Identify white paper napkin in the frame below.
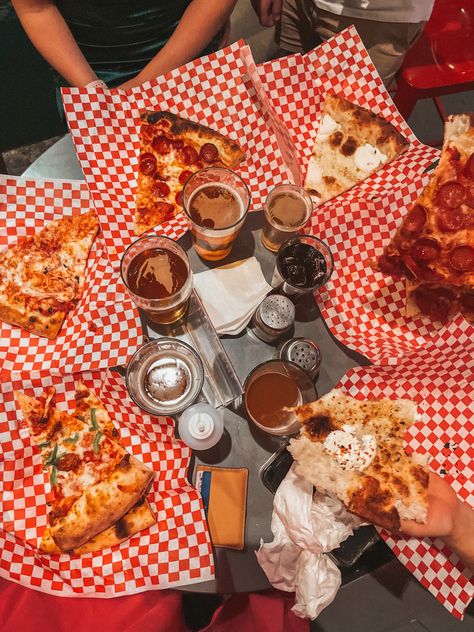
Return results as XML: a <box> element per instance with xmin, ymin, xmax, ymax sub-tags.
<box><xmin>256</xmin><ymin>465</ymin><xmax>363</xmax><ymax>620</ymax></box>
<box><xmin>193</xmin><ymin>257</ymin><xmax>271</xmax><ymax>336</ymax></box>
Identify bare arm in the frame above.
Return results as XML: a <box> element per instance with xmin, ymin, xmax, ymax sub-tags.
<box><xmin>118</xmin><ymin>0</ymin><xmax>238</xmax><ymax>90</ymax></box>
<box><xmin>400</xmin><ymin>472</ymin><xmax>474</xmax><ymax>572</ymax></box>
<box><xmin>11</xmin><ymin>0</ymin><xmax>97</xmax><ymax>87</ymax></box>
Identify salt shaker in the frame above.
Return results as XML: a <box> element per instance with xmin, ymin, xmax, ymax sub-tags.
<box><xmin>276</xmin><ymin>337</ymin><xmax>322</xmax><ymax>379</ymax></box>
<box><xmin>178</xmin><ymin>403</ymin><xmax>224</xmax><ymax>450</ymax></box>
<box><xmin>249</xmin><ymin>294</ymin><xmax>295</xmax><ymax>343</ymax></box>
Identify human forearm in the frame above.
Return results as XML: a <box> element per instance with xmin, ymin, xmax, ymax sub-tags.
<box><xmin>12</xmin><ymin>0</ymin><xmax>97</xmax><ymax>86</ymax></box>
<box><xmin>128</xmin><ymin>0</ymin><xmax>237</xmax><ymax>87</ymax></box>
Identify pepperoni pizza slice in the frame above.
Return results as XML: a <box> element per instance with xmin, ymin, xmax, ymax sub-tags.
<box><xmin>15</xmin><ymin>387</ymin><xmax>155</xmax><ymax>553</ymax></box>
<box><xmin>134</xmin><ymin>111</ymin><xmax>245</xmax><ymax>235</ymax></box>
<box><xmin>378</xmin><ymin>113</ymin><xmax>474</xmax><ymax>323</ymax></box>
<box><xmin>0</xmin><ymin>211</ymin><xmax>99</xmax><ymax>339</ymax></box>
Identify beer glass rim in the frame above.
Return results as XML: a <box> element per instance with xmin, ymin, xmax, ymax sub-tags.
<box><xmin>182</xmin><ymin>166</ymin><xmax>251</xmax><ymax>231</ymax></box>
<box><xmin>120</xmin><ymin>234</ymin><xmax>191</xmax><ymax>297</ymax></box>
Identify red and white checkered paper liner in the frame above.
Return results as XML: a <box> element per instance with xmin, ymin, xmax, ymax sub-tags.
<box><xmin>337</xmin><ymin>337</ymin><xmax>473</xmax><ymax>619</ymax></box>
<box><xmin>0</xmin><ymin>370</ymin><xmax>214</xmax><ymax>596</ymax></box>
<box><xmin>0</xmin><ymin>175</ymin><xmax>143</xmax><ymax>375</ymax></box>
<box><xmin>256</xmin><ymin>29</ymin><xmax>473</xmax><ymax>617</ymax></box>
<box><xmin>62</xmin><ymin>40</ymin><xmax>293</xmax><ymax>267</ymax></box>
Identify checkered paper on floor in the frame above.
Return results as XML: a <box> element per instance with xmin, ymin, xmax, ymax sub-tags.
<box><xmin>62</xmin><ymin>40</ymin><xmax>292</xmax><ymax>267</ymax></box>
<box><xmin>338</xmin><ymin>350</ymin><xmax>473</xmax><ymax>620</ymax></box>
<box><xmin>0</xmin><ymin>370</ymin><xmax>214</xmax><ymax>595</ymax></box>
<box><xmin>0</xmin><ymin>176</ymin><xmax>142</xmax><ymax>375</ymax></box>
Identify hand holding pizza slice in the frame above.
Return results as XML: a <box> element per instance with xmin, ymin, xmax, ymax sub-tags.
<box><xmin>288</xmin><ymin>389</ymin><xmax>429</xmax><ymax>532</ymax></box>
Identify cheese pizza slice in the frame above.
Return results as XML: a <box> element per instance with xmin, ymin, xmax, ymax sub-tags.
<box><xmin>0</xmin><ymin>211</ymin><xmax>99</xmax><ymax>339</ymax></box>
<box><xmin>377</xmin><ymin>113</ymin><xmax>474</xmax><ymax>323</ymax></box>
<box><xmin>288</xmin><ymin>389</ymin><xmax>429</xmax><ymax>531</ymax></box>
<box><xmin>304</xmin><ymin>93</ymin><xmax>409</xmax><ymax>205</ymax></box>
<box><xmin>15</xmin><ymin>388</ymin><xmax>154</xmax><ymax>553</ymax></box>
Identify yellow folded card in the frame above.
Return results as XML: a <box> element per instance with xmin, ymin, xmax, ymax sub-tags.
<box><xmin>196</xmin><ymin>466</ymin><xmax>248</xmax><ymax>550</ymax></box>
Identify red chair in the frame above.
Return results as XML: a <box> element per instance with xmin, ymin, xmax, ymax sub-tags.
<box><xmin>393</xmin><ymin>0</ymin><xmax>474</xmax><ymax>126</ymax></box>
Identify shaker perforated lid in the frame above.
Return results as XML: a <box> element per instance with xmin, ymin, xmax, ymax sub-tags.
<box><xmin>259</xmin><ymin>294</ymin><xmax>295</xmax><ymax>331</ymax></box>
<box><xmin>277</xmin><ymin>337</ymin><xmax>322</xmax><ymax>378</ymax></box>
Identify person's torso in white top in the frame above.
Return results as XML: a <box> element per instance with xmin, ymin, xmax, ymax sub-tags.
<box><xmin>313</xmin><ymin>0</ymin><xmax>436</xmax><ymax>23</ymax></box>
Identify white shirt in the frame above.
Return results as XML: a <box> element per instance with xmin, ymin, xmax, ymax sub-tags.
<box><xmin>314</xmin><ymin>0</ymin><xmax>435</xmax><ymax>23</ymax></box>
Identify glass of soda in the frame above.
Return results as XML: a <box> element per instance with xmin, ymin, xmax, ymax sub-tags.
<box><xmin>183</xmin><ymin>167</ymin><xmax>250</xmax><ymax>261</ymax></box>
<box><xmin>271</xmin><ymin>234</ymin><xmax>334</xmax><ymax>297</ymax></box>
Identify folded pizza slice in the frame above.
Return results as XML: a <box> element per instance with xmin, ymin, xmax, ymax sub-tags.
<box><xmin>288</xmin><ymin>389</ymin><xmax>429</xmax><ymax>531</ymax></box>
<box><xmin>15</xmin><ymin>388</ymin><xmax>155</xmax><ymax>552</ymax></box>
<box><xmin>0</xmin><ymin>211</ymin><xmax>99</xmax><ymax>339</ymax></box>
<box><xmin>304</xmin><ymin>93</ymin><xmax>409</xmax><ymax>205</ymax></box>
<box><xmin>377</xmin><ymin>113</ymin><xmax>474</xmax><ymax>323</ymax></box>
<box><xmin>39</xmin><ymin>383</ymin><xmax>156</xmax><ymax>554</ymax></box>
<box><xmin>135</xmin><ymin>110</ymin><xmax>245</xmax><ymax>235</ymax></box>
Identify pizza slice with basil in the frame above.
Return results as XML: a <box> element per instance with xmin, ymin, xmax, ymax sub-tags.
<box><xmin>0</xmin><ymin>211</ymin><xmax>99</xmax><ymax>339</ymax></box>
<box><xmin>15</xmin><ymin>387</ymin><xmax>155</xmax><ymax>553</ymax></box>
<box><xmin>288</xmin><ymin>389</ymin><xmax>429</xmax><ymax>532</ymax></box>
<box><xmin>38</xmin><ymin>383</ymin><xmax>156</xmax><ymax>554</ymax></box>
<box><xmin>135</xmin><ymin>110</ymin><xmax>244</xmax><ymax>235</ymax></box>
<box><xmin>377</xmin><ymin>113</ymin><xmax>474</xmax><ymax>322</ymax></box>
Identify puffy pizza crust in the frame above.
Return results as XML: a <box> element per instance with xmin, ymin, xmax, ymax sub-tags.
<box><xmin>304</xmin><ymin>93</ymin><xmax>409</xmax><ymax>204</ymax></box>
<box><xmin>288</xmin><ymin>389</ymin><xmax>429</xmax><ymax>531</ymax></box>
<box><xmin>49</xmin><ymin>454</ymin><xmax>154</xmax><ymax>551</ymax></box>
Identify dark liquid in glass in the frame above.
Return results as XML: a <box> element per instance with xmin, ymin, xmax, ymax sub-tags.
<box><xmin>126</xmin><ymin>247</ymin><xmax>188</xmax><ymax>299</ymax></box>
<box><xmin>278</xmin><ymin>242</ymin><xmax>327</xmax><ymax>288</ymax></box>
<box><xmin>245</xmin><ymin>372</ymin><xmax>300</xmax><ymax>428</ymax></box>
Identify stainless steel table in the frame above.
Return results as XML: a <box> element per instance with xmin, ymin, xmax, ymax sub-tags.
<box><xmin>23</xmin><ymin>134</ymin><xmax>368</xmax><ymax>593</ymax></box>
<box><xmin>23</xmin><ymin>136</ymin><xmax>474</xmax><ymax>630</ymax></box>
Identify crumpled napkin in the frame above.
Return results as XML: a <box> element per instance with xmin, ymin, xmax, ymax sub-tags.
<box><xmin>193</xmin><ymin>257</ymin><xmax>271</xmax><ymax>336</ymax></box>
<box><xmin>256</xmin><ymin>465</ymin><xmax>363</xmax><ymax>620</ymax></box>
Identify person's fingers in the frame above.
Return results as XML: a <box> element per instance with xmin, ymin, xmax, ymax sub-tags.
<box><xmin>252</xmin><ymin>0</ymin><xmax>276</xmax><ymax>27</ymax></box>
<box><xmin>272</xmin><ymin>0</ymin><xmax>283</xmax><ymax>22</ymax></box>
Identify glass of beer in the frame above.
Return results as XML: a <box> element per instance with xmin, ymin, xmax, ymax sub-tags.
<box><xmin>261</xmin><ymin>184</ymin><xmax>313</xmax><ymax>253</ymax></box>
<box><xmin>120</xmin><ymin>235</ymin><xmax>193</xmax><ymax>324</ymax></box>
<box><xmin>183</xmin><ymin>167</ymin><xmax>250</xmax><ymax>261</ymax></box>
<box><xmin>243</xmin><ymin>359</ymin><xmax>316</xmax><ymax>436</ymax></box>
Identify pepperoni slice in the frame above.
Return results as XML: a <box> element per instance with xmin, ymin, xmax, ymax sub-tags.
<box><xmin>465</xmin><ymin>152</ymin><xmax>474</xmax><ymax>180</ymax></box>
<box><xmin>448</xmin><ymin>245</ymin><xmax>474</xmax><ymax>272</ymax></box>
<box><xmin>436</xmin><ymin>181</ymin><xmax>466</xmax><ymax>209</ymax></box>
<box><xmin>180</xmin><ymin>146</ymin><xmax>199</xmax><ymax>165</ymax></box>
<box><xmin>378</xmin><ymin>254</ymin><xmax>403</xmax><ymax>276</ymax></box>
<box><xmin>153</xmin><ymin>170</ymin><xmax>170</xmax><ymax>182</ymax></box>
<box><xmin>151</xmin><ymin>181</ymin><xmax>171</xmax><ymax>198</ymax></box>
<box><xmin>179</xmin><ymin>170</ymin><xmax>193</xmax><ymax>186</ymax></box>
<box><xmin>139</xmin><ymin>153</ymin><xmax>157</xmax><ymax>176</ymax></box>
<box><xmin>465</xmin><ymin>183</ymin><xmax>474</xmax><ymax>208</ymax></box>
<box><xmin>199</xmin><ymin>143</ymin><xmax>219</xmax><ymax>163</ymax></box>
<box><xmin>175</xmin><ymin>190</ymin><xmax>183</xmax><ymax>206</ymax></box>
<box><xmin>402</xmin><ymin>255</ymin><xmax>441</xmax><ymax>282</ymax></box>
<box><xmin>152</xmin><ymin>135</ymin><xmax>171</xmax><ymax>155</ymax></box>
<box><xmin>411</xmin><ymin>238</ymin><xmax>441</xmax><ymax>262</ymax></box>
<box><xmin>437</xmin><ymin>208</ymin><xmax>465</xmax><ymax>232</ymax></box>
<box><xmin>401</xmin><ymin>205</ymin><xmax>427</xmax><ymax>237</ymax></box>
<box><xmin>154</xmin><ymin>201</ymin><xmax>175</xmax><ymax>218</ymax></box>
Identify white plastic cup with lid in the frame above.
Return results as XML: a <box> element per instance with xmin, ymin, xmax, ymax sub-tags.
<box><xmin>178</xmin><ymin>403</ymin><xmax>224</xmax><ymax>450</ymax></box>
